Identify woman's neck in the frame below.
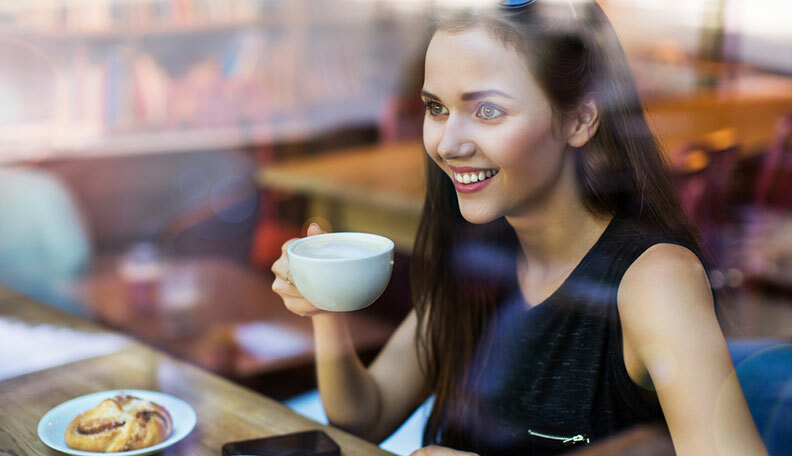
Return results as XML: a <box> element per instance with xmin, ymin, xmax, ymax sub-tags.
<box><xmin>506</xmin><ymin>164</ymin><xmax>612</xmax><ymax>279</ymax></box>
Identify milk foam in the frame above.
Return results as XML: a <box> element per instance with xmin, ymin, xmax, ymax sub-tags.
<box><xmin>293</xmin><ymin>237</ymin><xmax>387</xmax><ymax>260</ymax></box>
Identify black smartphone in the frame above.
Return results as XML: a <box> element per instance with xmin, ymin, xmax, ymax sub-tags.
<box><xmin>222</xmin><ymin>430</ymin><xmax>340</xmax><ymax>456</ymax></box>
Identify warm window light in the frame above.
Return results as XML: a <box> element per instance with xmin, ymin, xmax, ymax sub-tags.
<box><xmin>726</xmin><ymin>0</ymin><xmax>792</xmax><ymax>40</ymax></box>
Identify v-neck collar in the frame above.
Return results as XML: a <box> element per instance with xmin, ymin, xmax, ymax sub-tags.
<box><xmin>512</xmin><ymin>216</ymin><xmax>619</xmax><ymax>311</ymax></box>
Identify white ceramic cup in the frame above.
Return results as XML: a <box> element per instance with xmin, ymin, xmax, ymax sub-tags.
<box><xmin>286</xmin><ymin>232</ymin><xmax>395</xmax><ymax>312</ymax></box>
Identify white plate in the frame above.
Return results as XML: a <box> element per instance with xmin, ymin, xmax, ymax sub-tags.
<box><xmin>38</xmin><ymin>389</ymin><xmax>197</xmax><ymax>456</ymax></box>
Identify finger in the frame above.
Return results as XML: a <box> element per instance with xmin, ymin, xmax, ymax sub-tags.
<box><xmin>306</xmin><ymin>222</ymin><xmax>326</xmax><ymax>236</ymax></box>
<box><xmin>270</xmin><ymin>267</ymin><xmax>301</xmax><ymax>292</ymax></box>
<box><xmin>271</xmin><ymin>256</ymin><xmax>286</xmax><ymax>275</ymax></box>
<box><xmin>271</xmin><ymin>262</ymin><xmax>294</xmax><ymax>285</ymax></box>
<box><xmin>272</xmin><ymin>280</ymin><xmax>302</xmax><ymax>298</ymax></box>
<box><xmin>281</xmin><ymin>238</ymin><xmax>300</xmax><ymax>256</ymax></box>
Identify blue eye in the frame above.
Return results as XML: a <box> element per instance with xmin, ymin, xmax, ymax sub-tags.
<box><xmin>476</xmin><ymin>103</ymin><xmax>505</xmax><ymax>120</ymax></box>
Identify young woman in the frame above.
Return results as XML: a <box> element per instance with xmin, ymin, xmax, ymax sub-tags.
<box><xmin>272</xmin><ymin>1</ymin><xmax>767</xmax><ymax>454</ymax></box>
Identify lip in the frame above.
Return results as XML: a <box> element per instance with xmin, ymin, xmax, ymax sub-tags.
<box><xmin>449</xmin><ymin>166</ymin><xmax>498</xmax><ymax>194</ymax></box>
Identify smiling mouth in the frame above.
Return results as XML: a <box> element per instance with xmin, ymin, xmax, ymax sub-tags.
<box><xmin>453</xmin><ymin>169</ymin><xmax>499</xmax><ymax>184</ymax></box>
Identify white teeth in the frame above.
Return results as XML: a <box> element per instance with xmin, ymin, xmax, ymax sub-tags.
<box><xmin>453</xmin><ymin>170</ymin><xmax>498</xmax><ymax>185</ymax></box>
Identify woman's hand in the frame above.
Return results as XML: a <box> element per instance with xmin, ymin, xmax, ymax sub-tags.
<box><xmin>410</xmin><ymin>446</ymin><xmax>479</xmax><ymax>456</ymax></box>
<box><xmin>271</xmin><ymin>222</ymin><xmax>326</xmax><ymax>317</ymax></box>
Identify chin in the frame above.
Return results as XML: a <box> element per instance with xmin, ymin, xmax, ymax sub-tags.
<box><xmin>458</xmin><ymin>201</ymin><xmax>500</xmax><ymax>225</ymax></box>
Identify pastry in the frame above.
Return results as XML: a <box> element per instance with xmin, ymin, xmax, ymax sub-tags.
<box><xmin>64</xmin><ymin>394</ymin><xmax>172</xmax><ymax>452</ymax></box>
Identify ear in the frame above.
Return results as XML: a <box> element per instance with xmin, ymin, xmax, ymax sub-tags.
<box><xmin>567</xmin><ymin>95</ymin><xmax>600</xmax><ymax>148</ymax></box>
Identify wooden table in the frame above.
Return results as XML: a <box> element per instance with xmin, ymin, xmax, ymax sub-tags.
<box><xmin>258</xmin><ymin>141</ymin><xmax>425</xmax><ymax>250</ymax></box>
<box><xmin>645</xmin><ymin>74</ymin><xmax>792</xmax><ymax>156</ymax></box>
<box><xmin>0</xmin><ymin>287</ymin><xmax>394</xmax><ymax>456</ymax></box>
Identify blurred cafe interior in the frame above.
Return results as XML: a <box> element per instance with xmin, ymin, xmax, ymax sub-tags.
<box><xmin>1</xmin><ymin>0</ymin><xmax>791</xmax><ymax>455</ymax></box>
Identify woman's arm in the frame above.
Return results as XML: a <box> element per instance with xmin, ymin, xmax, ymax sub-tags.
<box><xmin>313</xmin><ymin>309</ymin><xmax>428</xmax><ymax>442</ymax></box>
<box><xmin>271</xmin><ymin>224</ymin><xmax>427</xmax><ymax>442</ymax></box>
<box><xmin>618</xmin><ymin>243</ymin><xmax>767</xmax><ymax>456</ymax></box>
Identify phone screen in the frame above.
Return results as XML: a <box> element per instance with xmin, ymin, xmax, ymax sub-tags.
<box><xmin>222</xmin><ymin>430</ymin><xmax>340</xmax><ymax>456</ymax></box>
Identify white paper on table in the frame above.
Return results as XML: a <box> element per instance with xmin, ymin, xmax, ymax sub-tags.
<box><xmin>0</xmin><ymin>318</ymin><xmax>129</xmax><ymax>381</ymax></box>
<box><xmin>234</xmin><ymin>321</ymin><xmax>313</xmax><ymax>361</ymax></box>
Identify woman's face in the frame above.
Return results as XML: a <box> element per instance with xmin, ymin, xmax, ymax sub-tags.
<box><xmin>422</xmin><ymin>28</ymin><xmax>572</xmax><ymax>224</ymax></box>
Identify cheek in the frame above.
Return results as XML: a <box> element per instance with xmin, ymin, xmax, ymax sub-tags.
<box><xmin>491</xmin><ymin>121</ymin><xmax>560</xmax><ymax>170</ymax></box>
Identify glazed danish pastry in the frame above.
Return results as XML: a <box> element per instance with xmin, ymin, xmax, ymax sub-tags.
<box><xmin>64</xmin><ymin>394</ymin><xmax>173</xmax><ymax>452</ymax></box>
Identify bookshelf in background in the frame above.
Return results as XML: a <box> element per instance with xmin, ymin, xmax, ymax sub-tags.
<box><xmin>0</xmin><ymin>0</ymin><xmax>430</xmax><ymax>162</ymax></box>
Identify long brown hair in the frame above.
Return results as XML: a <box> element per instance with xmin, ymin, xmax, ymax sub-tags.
<box><xmin>410</xmin><ymin>0</ymin><xmax>704</xmax><ymax>447</ymax></box>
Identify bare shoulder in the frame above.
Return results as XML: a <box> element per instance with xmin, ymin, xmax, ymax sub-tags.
<box><xmin>623</xmin><ymin>243</ymin><xmax>707</xmax><ymax>287</ymax></box>
<box><xmin>617</xmin><ymin>243</ymin><xmax>715</xmax><ymax>339</ymax></box>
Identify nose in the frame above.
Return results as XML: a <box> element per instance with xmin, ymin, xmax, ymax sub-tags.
<box><xmin>436</xmin><ymin>115</ymin><xmax>475</xmax><ymax>160</ymax></box>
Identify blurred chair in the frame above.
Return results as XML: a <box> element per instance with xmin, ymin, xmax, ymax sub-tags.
<box><xmin>0</xmin><ymin>167</ymin><xmax>92</xmax><ymax>316</ymax></box>
<box><xmin>727</xmin><ymin>339</ymin><xmax>792</xmax><ymax>456</ymax></box>
<box><xmin>755</xmin><ymin>112</ymin><xmax>792</xmax><ymax>210</ymax></box>
<box><xmin>673</xmin><ymin>128</ymin><xmax>741</xmax><ymax>264</ymax></box>
<box><xmin>735</xmin><ymin>112</ymin><xmax>792</xmax><ymax>290</ymax></box>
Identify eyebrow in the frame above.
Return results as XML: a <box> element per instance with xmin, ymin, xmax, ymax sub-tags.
<box><xmin>421</xmin><ymin>89</ymin><xmax>514</xmax><ymax>102</ymax></box>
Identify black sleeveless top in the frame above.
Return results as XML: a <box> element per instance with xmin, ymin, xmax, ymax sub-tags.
<box><xmin>427</xmin><ymin>216</ymin><xmax>681</xmax><ymax>455</ymax></box>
